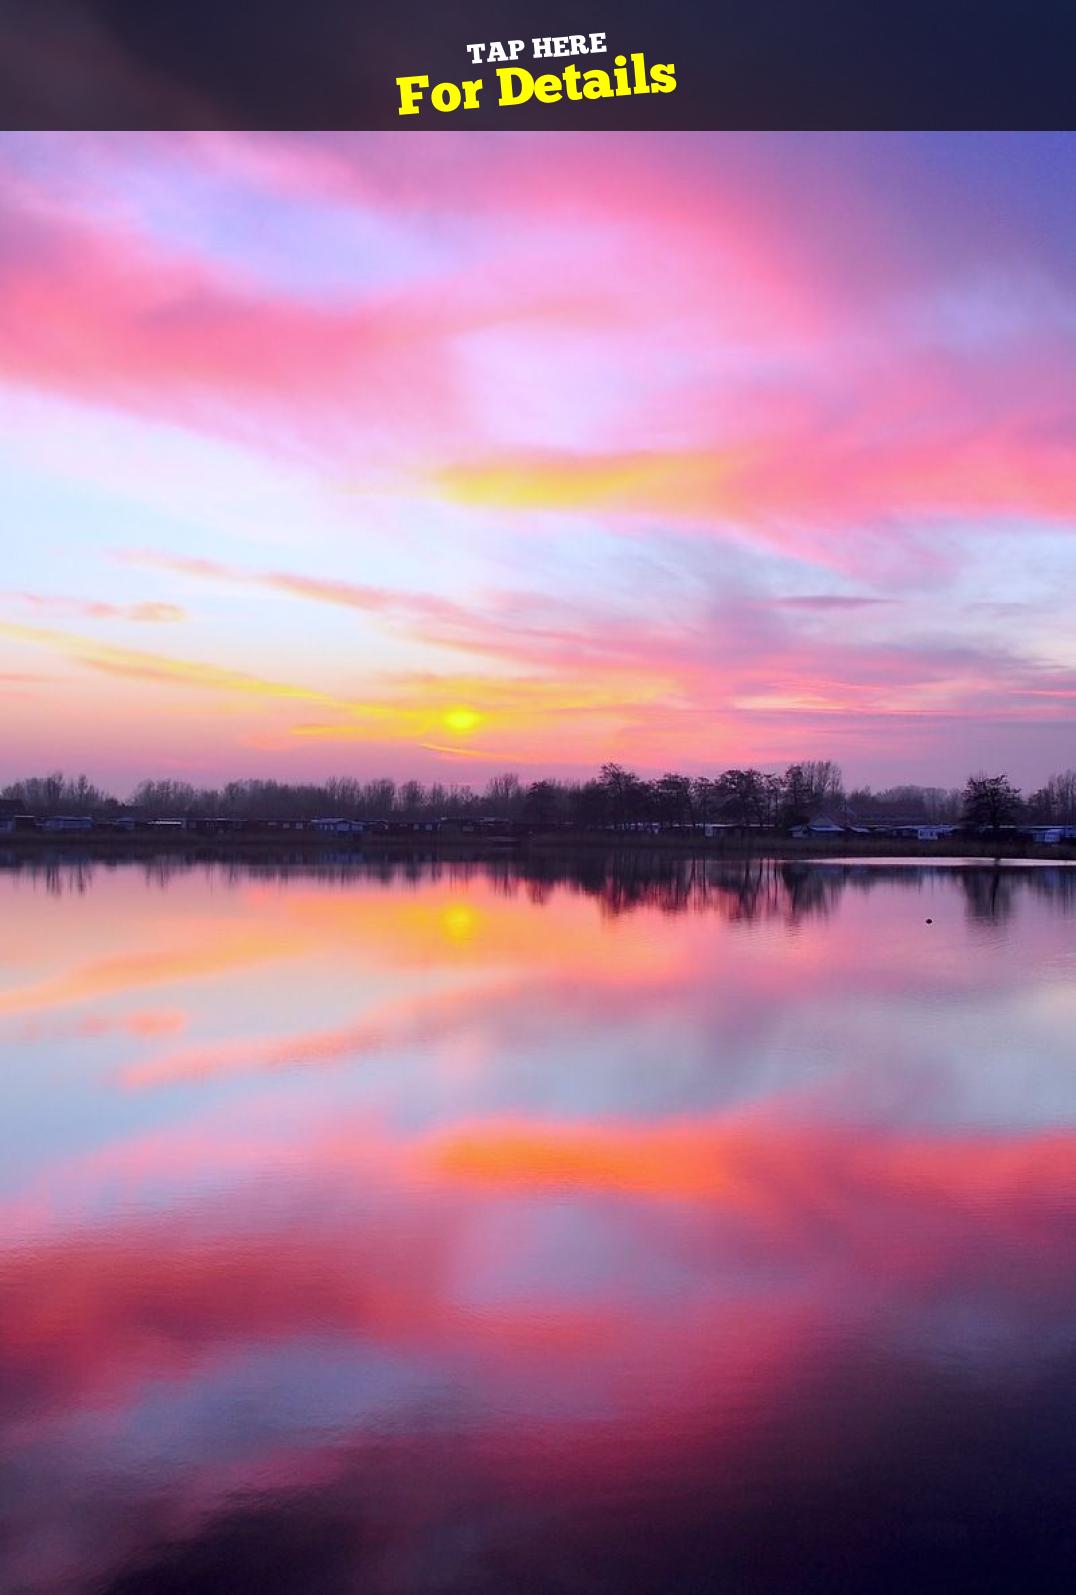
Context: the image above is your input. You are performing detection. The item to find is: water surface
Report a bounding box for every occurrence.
[2,856,1074,1593]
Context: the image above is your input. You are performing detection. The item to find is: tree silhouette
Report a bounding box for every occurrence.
[961,774,1021,838]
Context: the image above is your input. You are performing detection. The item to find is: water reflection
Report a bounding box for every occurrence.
[1,858,1073,1593]
[6,848,1076,923]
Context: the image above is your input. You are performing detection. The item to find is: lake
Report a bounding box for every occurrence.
[1,855,1073,1594]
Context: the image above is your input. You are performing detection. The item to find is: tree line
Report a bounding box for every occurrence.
[3,763,1074,828]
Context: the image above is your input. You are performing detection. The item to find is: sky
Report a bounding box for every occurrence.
[0,130,1074,795]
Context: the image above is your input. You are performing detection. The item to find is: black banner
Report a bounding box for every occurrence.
[0,0,1073,130]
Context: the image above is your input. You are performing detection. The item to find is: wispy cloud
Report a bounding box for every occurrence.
[118,549,478,629]
[0,621,360,709]
[767,595,896,611]
[2,591,184,623]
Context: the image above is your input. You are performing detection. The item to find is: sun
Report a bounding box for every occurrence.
[441,903,478,942]
[441,705,482,735]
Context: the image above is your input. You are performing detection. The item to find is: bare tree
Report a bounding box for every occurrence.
[599,763,648,825]
[484,773,523,813]
[653,773,694,823]
[524,780,562,824]
[962,773,1021,838]
[801,760,844,809]
[3,771,111,814]
[718,768,769,828]
[1027,770,1076,823]
[781,764,814,825]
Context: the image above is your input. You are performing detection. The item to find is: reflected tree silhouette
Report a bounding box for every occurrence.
[3,851,1074,926]
[958,866,1016,925]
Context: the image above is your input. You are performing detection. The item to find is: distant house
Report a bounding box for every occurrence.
[0,813,37,833]
[188,817,249,835]
[312,817,366,834]
[890,823,958,842]
[789,815,845,838]
[41,815,94,832]
[476,816,514,836]
[844,814,959,842]
[450,816,528,835]
[1027,824,1076,845]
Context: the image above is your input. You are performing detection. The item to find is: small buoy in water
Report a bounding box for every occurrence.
[926,917,933,924]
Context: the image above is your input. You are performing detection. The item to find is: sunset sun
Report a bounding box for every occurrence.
[441,705,483,735]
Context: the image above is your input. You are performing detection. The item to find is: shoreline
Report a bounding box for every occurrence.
[1,830,1074,864]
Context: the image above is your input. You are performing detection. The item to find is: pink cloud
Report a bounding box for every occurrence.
[3,133,1071,546]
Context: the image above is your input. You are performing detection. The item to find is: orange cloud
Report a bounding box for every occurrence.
[437,450,746,519]
[435,423,1076,536]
